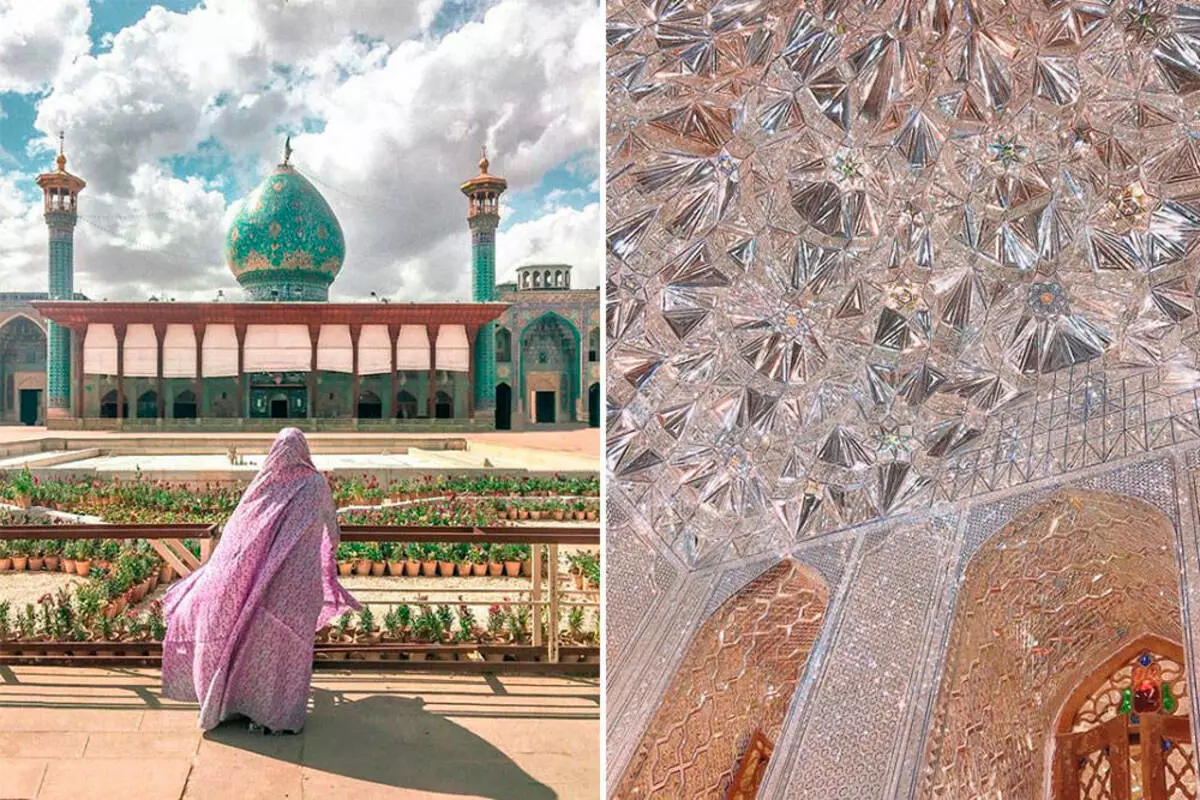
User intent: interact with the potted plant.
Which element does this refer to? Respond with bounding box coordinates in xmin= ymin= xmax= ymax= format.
xmin=420 ymin=544 xmax=438 ymax=577
xmin=487 ymin=546 xmax=504 ymax=577
xmin=403 ymin=543 xmax=422 ymax=577
xmin=453 ymin=542 xmax=472 ymax=577
xmin=500 ymin=545 xmax=521 ymax=578
xmin=61 ymin=541 xmax=75 ymax=574
xmin=364 ymin=543 xmax=385 ymax=577
xmin=586 ymin=503 xmax=598 ymax=521
xmin=357 ymin=606 xmax=379 ymax=645
xmin=469 ymin=544 xmax=488 ymax=577
xmin=42 ymin=540 xmax=59 ymax=573
xmin=552 ymin=502 xmax=565 ymax=521
xmin=28 ymin=542 xmax=43 ymax=573
xmin=382 ymin=605 xmax=402 ymax=642
xmin=74 ymin=540 xmax=93 ymax=577
xmin=434 ymin=544 xmax=455 ymax=578
xmin=10 ymin=540 xmax=28 ymax=572
xmin=335 ymin=543 xmax=354 ymax=577
xmin=352 ymin=543 xmax=371 ymax=577
xmin=385 ymin=543 xmax=404 ymax=577
xmin=10 ymin=468 xmax=33 ymax=510
xmin=0 ymin=542 xmax=11 ymax=572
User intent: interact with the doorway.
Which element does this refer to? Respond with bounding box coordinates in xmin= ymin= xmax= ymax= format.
xmin=18 ymin=389 xmax=39 ymax=426
xmin=357 ymin=391 xmax=382 ymax=419
xmin=270 ymin=398 xmax=289 ymax=419
xmin=588 ymin=383 xmax=599 ymax=428
xmin=495 ymin=383 xmax=512 ymax=430
xmin=1053 ymin=637 xmax=1195 ymax=799
xmin=535 ymin=391 xmax=556 ymax=424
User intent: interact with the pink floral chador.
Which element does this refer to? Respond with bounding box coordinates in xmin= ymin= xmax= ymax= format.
xmin=162 ymin=428 xmax=359 ymax=732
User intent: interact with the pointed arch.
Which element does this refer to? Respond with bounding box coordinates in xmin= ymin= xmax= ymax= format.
xmin=615 ymin=559 xmax=829 ymax=798
xmin=920 ymin=489 xmax=1191 ymax=798
xmin=0 ymin=312 xmax=47 ymax=335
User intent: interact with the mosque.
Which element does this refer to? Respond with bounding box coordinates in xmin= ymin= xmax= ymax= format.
xmin=0 ymin=142 xmax=600 ymax=430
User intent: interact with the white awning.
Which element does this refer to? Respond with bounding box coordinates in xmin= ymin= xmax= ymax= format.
xmin=123 ymin=324 xmax=158 ymax=378
xmin=358 ymin=324 xmax=391 ymax=375
xmin=82 ymin=324 xmax=118 ymax=375
xmin=162 ymin=324 xmax=197 ymax=378
xmin=243 ymin=324 xmax=311 ymax=372
xmin=201 ymin=324 xmax=239 ymax=378
xmin=436 ymin=324 xmax=470 ymax=373
xmin=396 ymin=325 xmax=430 ymax=371
xmin=316 ymin=324 xmax=352 ymax=373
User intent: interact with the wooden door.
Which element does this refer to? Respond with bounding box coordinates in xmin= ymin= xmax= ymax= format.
xmin=1055 ymin=715 xmax=1132 ymax=800
xmin=1139 ymin=713 xmax=1197 ymax=800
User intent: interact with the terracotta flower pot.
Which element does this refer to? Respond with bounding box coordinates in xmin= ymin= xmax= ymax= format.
xmin=471 ymin=563 xmax=488 ymax=577
xmin=586 ymin=511 xmax=597 ymax=521
xmin=159 ymin=565 xmax=175 ymax=583
xmin=28 ymin=557 xmax=43 ymax=572
xmin=403 ymin=560 xmax=420 ymax=577
xmin=0 ymin=558 xmax=10 ymax=571
xmin=456 ymin=562 xmax=472 ymax=577
xmin=518 ymin=509 xmax=529 ymax=520
xmin=75 ymin=560 xmax=91 ymax=577
xmin=44 ymin=556 xmax=59 ymax=572
xmin=508 ymin=509 xmax=518 ymax=520
xmin=63 ymin=559 xmax=75 ymax=573
xmin=387 ymin=561 xmax=404 ymax=577
xmin=503 ymin=561 xmax=521 ymax=578
xmin=553 ymin=510 xmax=564 ymax=521
xmin=337 ymin=563 xmax=353 ymax=577
xmin=421 ymin=560 xmax=438 ymax=577
xmin=520 ymin=560 xmax=531 ymax=577
xmin=438 ymin=561 xmax=455 ymax=577
xmin=12 ymin=557 xmax=27 ymax=571
xmin=354 ymin=559 xmax=372 ymax=576
xmin=530 ymin=510 xmax=542 ymax=521
xmin=370 ymin=562 xmax=385 ymax=577
xmin=488 ymin=561 xmax=503 ymax=577
xmin=574 ymin=574 xmax=584 ymax=590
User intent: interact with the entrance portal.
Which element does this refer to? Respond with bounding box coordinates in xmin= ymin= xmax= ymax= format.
xmin=270 ymin=399 xmax=289 ymax=419
xmin=18 ymin=389 xmax=39 ymax=426
xmin=588 ymin=383 xmax=599 ymax=427
xmin=495 ymin=383 xmax=512 ymax=430
xmin=1053 ymin=636 xmax=1195 ymax=800
xmin=535 ymin=391 xmax=556 ymax=423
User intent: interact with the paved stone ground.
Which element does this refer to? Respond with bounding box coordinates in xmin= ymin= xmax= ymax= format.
xmin=0 ymin=666 xmax=600 ymax=799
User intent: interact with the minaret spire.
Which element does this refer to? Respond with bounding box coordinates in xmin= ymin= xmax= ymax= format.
xmin=460 ymin=148 xmax=508 ymax=423
xmin=282 ymin=135 xmax=293 ymax=167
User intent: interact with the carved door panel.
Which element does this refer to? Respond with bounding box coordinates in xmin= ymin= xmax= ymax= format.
xmin=725 ymin=730 xmax=773 ymax=800
xmin=1139 ymin=714 xmax=1197 ymax=800
xmin=1056 ymin=715 xmax=1132 ymax=800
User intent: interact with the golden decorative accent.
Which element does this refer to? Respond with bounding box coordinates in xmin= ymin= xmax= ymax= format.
xmin=280 ymin=250 xmax=314 ymax=271
xmin=268 ymin=221 xmax=282 ymax=238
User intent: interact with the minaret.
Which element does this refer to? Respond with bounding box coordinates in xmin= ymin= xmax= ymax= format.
xmin=35 ymin=134 xmax=85 ymax=420
xmin=460 ymin=147 xmax=507 ymax=416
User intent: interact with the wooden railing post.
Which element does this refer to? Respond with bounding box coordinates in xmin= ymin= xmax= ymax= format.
xmin=531 ymin=544 xmax=543 ymax=648
xmin=548 ymin=543 xmax=559 ymax=663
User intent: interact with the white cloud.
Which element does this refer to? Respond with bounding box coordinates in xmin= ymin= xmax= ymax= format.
xmin=0 ymin=0 xmax=91 ymax=94
xmin=2 ymin=0 xmax=601 ymax=305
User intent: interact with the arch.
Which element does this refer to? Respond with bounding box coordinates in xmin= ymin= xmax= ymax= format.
xmin=434 ymin=390 xmax=453 ymax=419
xmin=0 ymin=313 xmax=47 ymax=335
xmin=136 ymin=390 xmax=158 ymax=419
xmin=357 ymin=389 xmax=382 ymax=420
xmin=172 ymin=389 xmax=197 ymax=419
xmin=495 ymin=327 xmax=512 ymax=363
xmin=496 ymin=382 xmax=512 ymax=430
xmin=920 ymin=489 xmax=1192 ymax=799
xmin=587 ymin=327 xmax=599 ymax=362
xmin=615 ymin=560 xmax=829 ymax=798
xmin=99 ymin=390 xmax=126 ymax=419
xmin=519 ymin=312 xmax=581 ymax=422
xmin=588 ymin=382 xmax=599 ymax=428
xmin=395 ymin=390 xmax=418 ymax=420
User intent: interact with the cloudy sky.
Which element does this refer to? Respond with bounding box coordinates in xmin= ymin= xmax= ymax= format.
xmin=0 ymin=0 xmax=602 ymax=302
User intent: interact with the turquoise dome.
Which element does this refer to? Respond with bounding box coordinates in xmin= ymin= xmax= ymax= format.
xmin=225 ymin=165 xmax=345 ymax=301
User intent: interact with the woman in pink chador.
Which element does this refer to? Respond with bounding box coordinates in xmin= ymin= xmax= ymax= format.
xmin=162 ymin=427 xmax=359 ymax=733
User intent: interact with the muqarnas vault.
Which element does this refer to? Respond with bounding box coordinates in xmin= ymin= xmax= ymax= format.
xmin=605 ymin=0 xmax=1200 ymax=797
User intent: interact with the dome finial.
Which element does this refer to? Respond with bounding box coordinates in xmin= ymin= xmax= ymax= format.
xmin=479 ymin=144 xmax=489 ymax=174
xmin=56 ymin=131 xmax=66 ymax=172
xmin=282 ymin=135 xmax=293 ymax=167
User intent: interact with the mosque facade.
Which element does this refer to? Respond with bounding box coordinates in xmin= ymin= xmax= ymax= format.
xmin=2 ymin=145 xmax=599 ymax=430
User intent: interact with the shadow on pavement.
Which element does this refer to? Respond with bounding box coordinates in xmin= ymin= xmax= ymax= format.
xmin=205 ymin=688 xmax=557 ymax=799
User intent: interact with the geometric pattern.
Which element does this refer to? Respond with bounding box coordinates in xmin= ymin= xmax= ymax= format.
xmin=921 ymin=489 xmax=1193 ymax=797
xmin=606 ymin=0 xmax=1200 ymax=569
xmin=614 ymin=560 xmax=827 ymax=798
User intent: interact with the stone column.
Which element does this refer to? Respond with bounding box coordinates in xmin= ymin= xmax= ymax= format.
xmin=153 ymin=323 xmax=166 ymax=419
xmin=72 ymin=325 xmax=84 ymax=420
xmin=192 ymin=323 xmax=205 ymax=418
xmin=350 ymin=324 xmax=361 ymax=420
xmin=234 ymin=323 xmax=246 ymax=419
xmin=308 ymin=324 xmax=320 ymax=421
xmin=114 ymin=324 xmax=126 ymax=420
xmin=427 ymin=324 xmax=440 ymax=419
xmin=387 ymin=324 xmax=399 ymax=420
xmin=512 ymin=322 xmax=525 ymax=430
xmin=466 ymin=325 xmax=477 ymax=421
